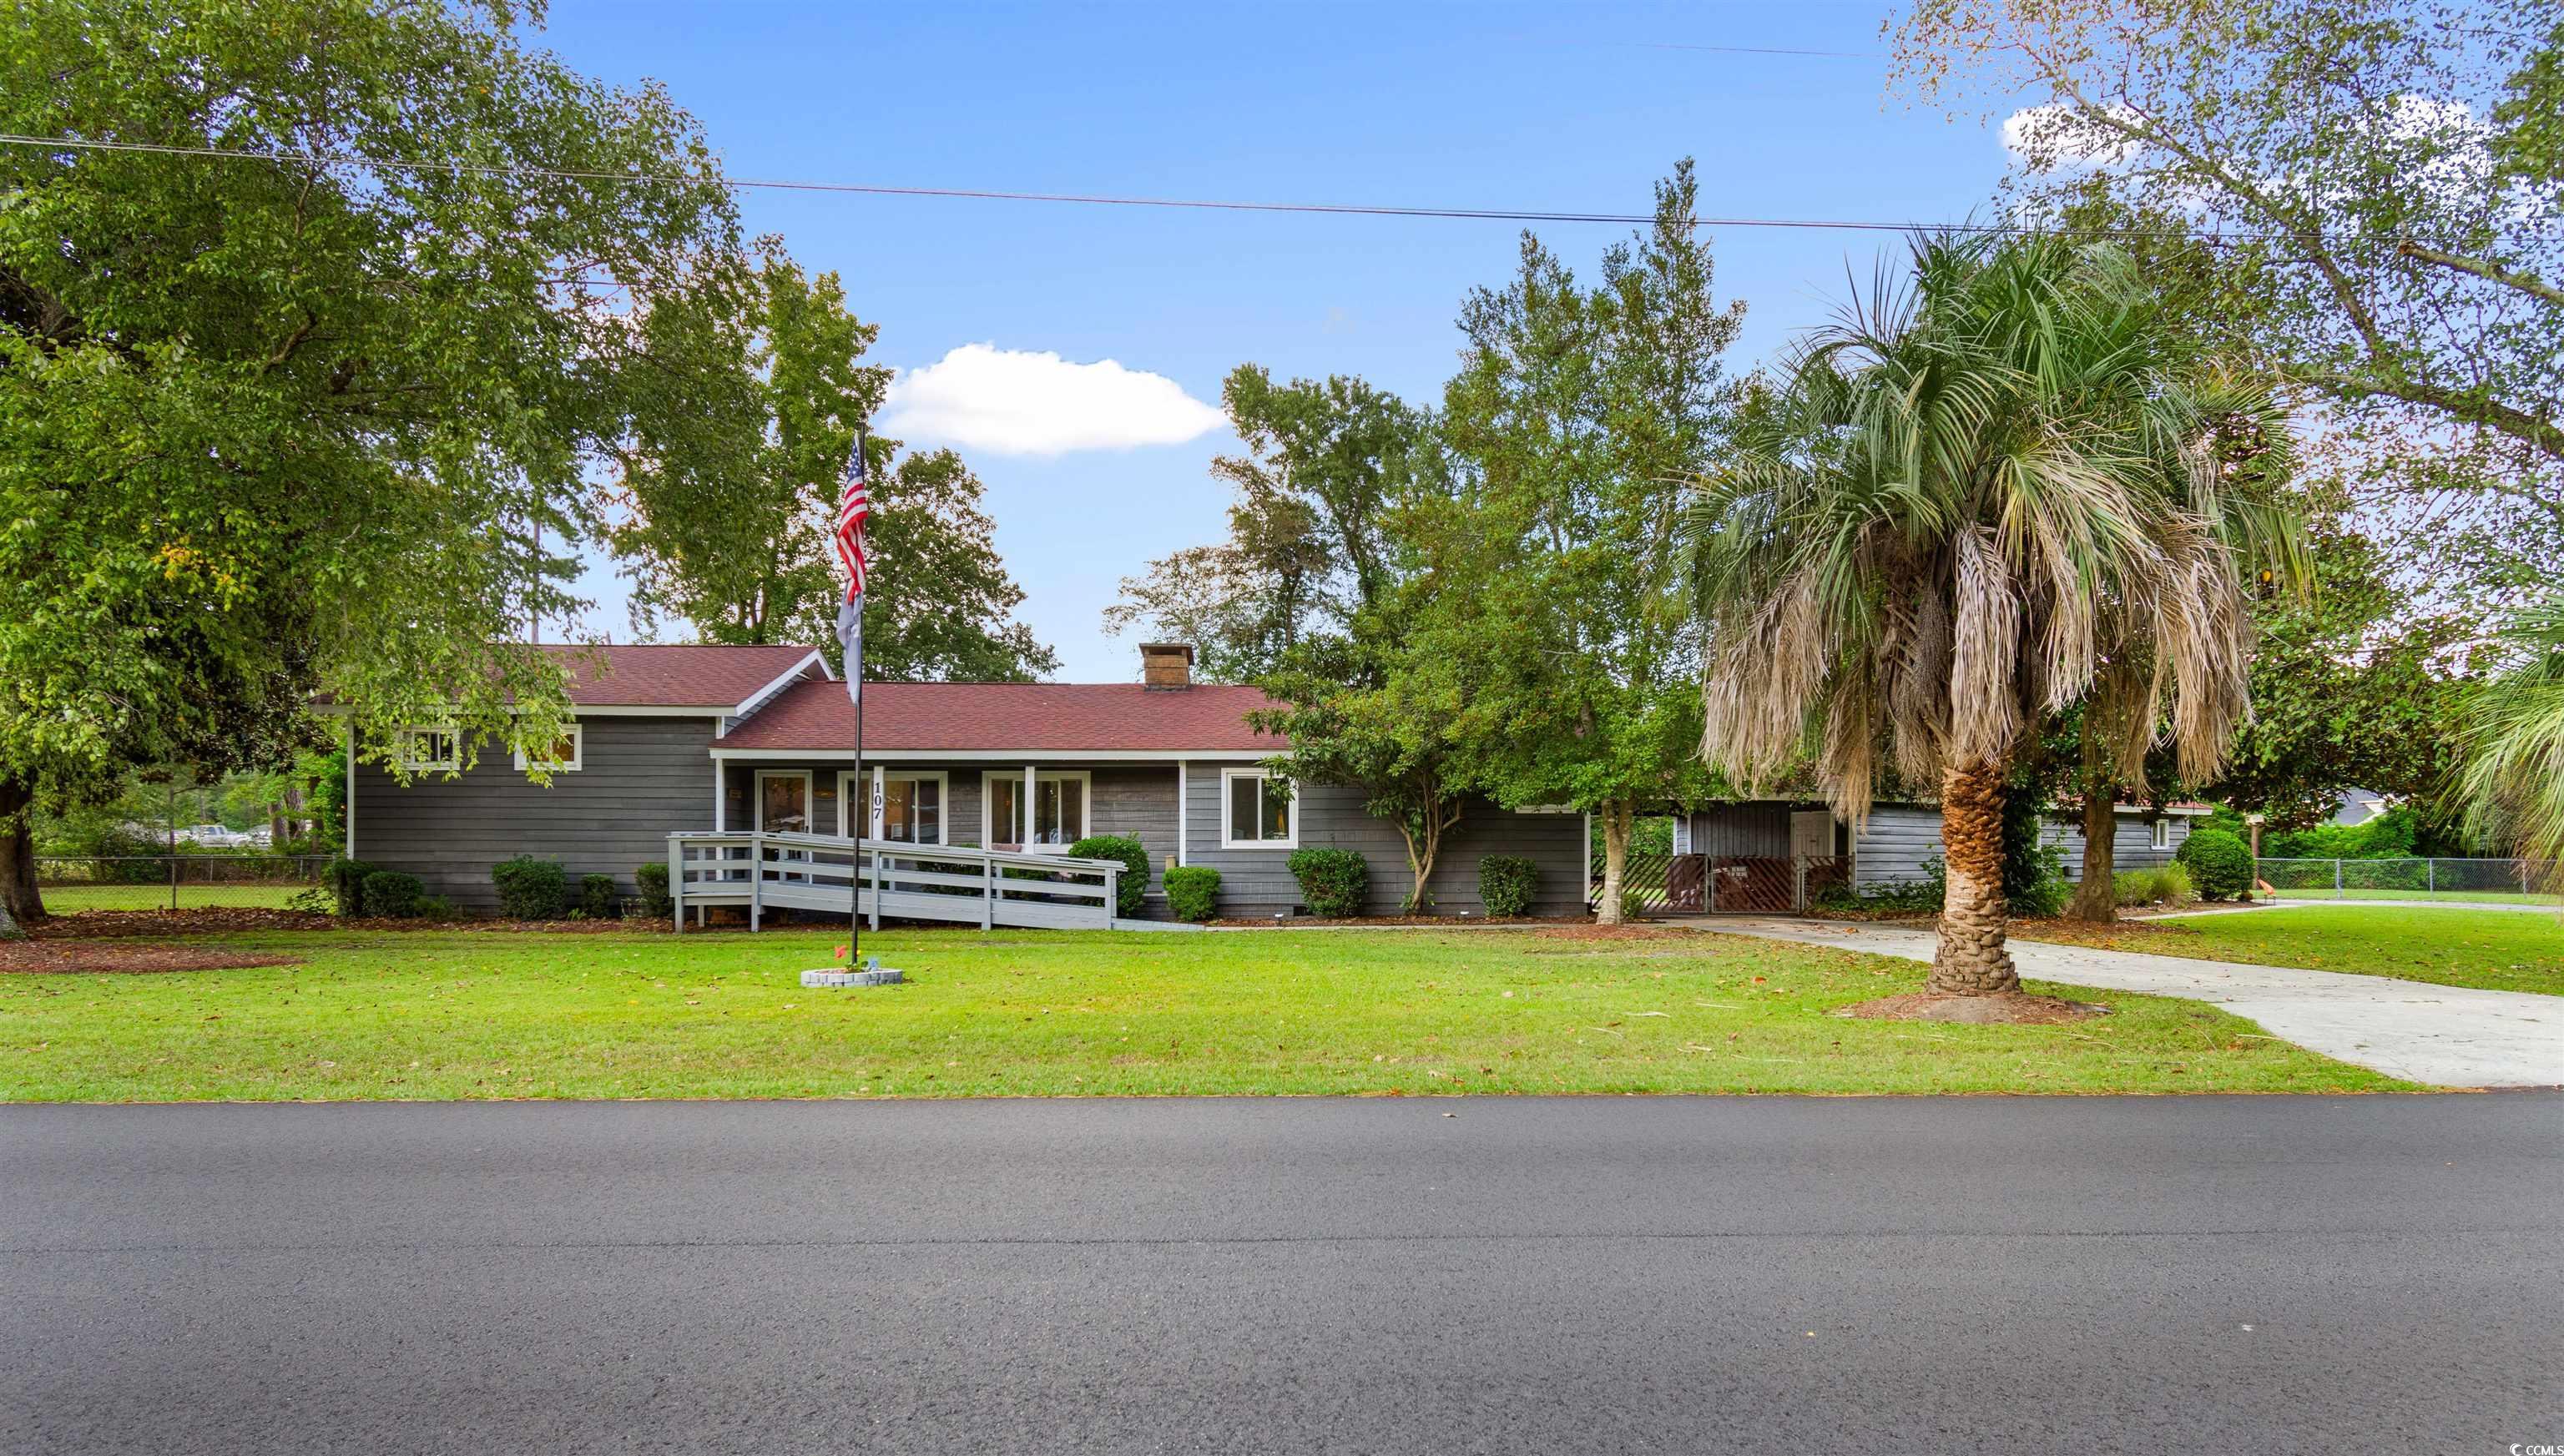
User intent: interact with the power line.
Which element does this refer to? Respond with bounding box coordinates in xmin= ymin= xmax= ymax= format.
xmin=1626 ymin=41 xmax=1876 ymax=58
xmin=0 ymin=131 xmax=2290 ymax=243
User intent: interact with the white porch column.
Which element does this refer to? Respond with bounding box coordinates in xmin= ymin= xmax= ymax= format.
xmin=1176 ymin=761 xmax=1188 ymax=866
xmin=871 ymin=763 xmax=886 ymax=840
xmin=712 ymin=757 xmax=724 ymax=832
xmin=1024 ymin=763 xmax=1037 ymax=849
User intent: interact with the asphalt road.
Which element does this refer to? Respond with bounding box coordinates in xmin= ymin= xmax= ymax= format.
xmin=5 ymin=1096 xmax=2560 ymax=1456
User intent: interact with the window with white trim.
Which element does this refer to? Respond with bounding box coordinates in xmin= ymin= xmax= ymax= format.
xmin=513 ymin=724 xmax=583 ymax=772
xmin=395 ymin=728 xmax=461 ymax=773
xmin=1222 ymin=768 xmax=1296 ymax=849
xmin=843 ymin=770 xmax=947 ymax=844
xmin=986 ymin=771 xmax=1090 ymax=851
xmin=2150 ymin=818 xmax=2172 ymax=851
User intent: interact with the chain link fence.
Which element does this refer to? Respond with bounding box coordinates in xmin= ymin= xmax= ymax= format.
xmin=34 ymin=855 xmax=334 ymax=913
xmin=2254 ymin=857 xmax=2562 ymax=904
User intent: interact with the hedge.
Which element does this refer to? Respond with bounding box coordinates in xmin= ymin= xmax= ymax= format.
xmin=2175 ymin=828 xmax=2254 ymax=902
xmin=1478 ymin=855 xmax=1539 ymax=918
xmin=1286 ymin=847 xmax=1368 ymax=918
xmin=1163 ymin=866 xmax=1221 ymax=922
xmin=579 ymin=872 xmax=620 ymax=919
xmin=1067 ymin=834 xmax=1149 ymax=918
xmin=491 ymin=856 xmax=571 ymax=919
xmin=636 ymin=862 xmax=674 ymax=919
xmin=359 ymin=869 xmax=427 ymax=919
xmin=324 ymin=858 xmax=376 ymax=917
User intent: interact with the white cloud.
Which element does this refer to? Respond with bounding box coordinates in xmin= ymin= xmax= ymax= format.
xmin=880 ymin=343 xmax=1226 ymax=456
xmin=2001 ymin=103 xmax=2145 ymax=168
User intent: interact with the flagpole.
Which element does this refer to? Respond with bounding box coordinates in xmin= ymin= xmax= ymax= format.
xmin=850 ymin=426 xmax=867 ymax=968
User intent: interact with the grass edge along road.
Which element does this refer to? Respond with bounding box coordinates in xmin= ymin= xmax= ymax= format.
xmin=0 ymin=925 xmax=2412 ymax=1101
xmin=2015 ymin=904 xmax=2564 ymax=998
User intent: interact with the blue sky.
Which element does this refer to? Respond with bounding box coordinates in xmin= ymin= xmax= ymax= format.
xmin=539 ymin=0 xmax=2028 ymax=678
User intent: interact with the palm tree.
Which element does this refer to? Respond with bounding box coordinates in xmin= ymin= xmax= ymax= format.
xmin=1685 ymin=234 xmax=2293 ymax=995
xmin=2457 ymin=595 xmax=2564 ymax=885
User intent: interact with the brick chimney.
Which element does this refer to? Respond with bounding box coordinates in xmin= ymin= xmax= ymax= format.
xmin=1139 ymin=642 xmax=1194 ymax=691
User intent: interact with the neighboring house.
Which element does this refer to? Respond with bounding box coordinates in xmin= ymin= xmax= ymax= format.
xmin=2330 ymin=787 xmax=2390 ymax=827
xmin=346 ymin=642 xmax=1587 ymax=918
xmin=1667 ymin=798 xmax=2199 ymax=909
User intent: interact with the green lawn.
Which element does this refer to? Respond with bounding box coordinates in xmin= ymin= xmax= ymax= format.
xmin=0 ymin=926 xmax=2408 ymax=1100
xmin=2260 ymin=886 xmax=2561 ymax=906
xmin=39 ymin=884 xmax=310 ymax=914
xmin=2021 ymin=905 xmax=2564 ymax=996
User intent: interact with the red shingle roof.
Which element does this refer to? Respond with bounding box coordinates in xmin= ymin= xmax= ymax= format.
xmin=542 ymin=644 xmax=822 ymax=708
xmin=719 ymin=678 xmax=1285 ymax=753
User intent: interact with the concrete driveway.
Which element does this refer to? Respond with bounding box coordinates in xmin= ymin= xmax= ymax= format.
xmin=1703 ymin=917 xmax=2564 ymax=1088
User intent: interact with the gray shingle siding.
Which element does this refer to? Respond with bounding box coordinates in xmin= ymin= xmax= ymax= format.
xmin=1846 ymin=804 xmax=2191 ymax=889
xmin=1179 ymin=761 xmax=1585 ymax=917
xmin=353 ymin=714 xmax=721 ymax=911
xmin=361 ymin=736 xmax=1585 ymax=922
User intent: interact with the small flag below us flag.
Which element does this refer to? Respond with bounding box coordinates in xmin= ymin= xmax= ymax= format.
xmin=833 ymin=431 xmax=871 ymax=710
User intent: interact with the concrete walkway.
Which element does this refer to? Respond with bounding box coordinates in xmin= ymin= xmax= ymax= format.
xmin=1700 ymin=917 xmax=2564 ymax=1089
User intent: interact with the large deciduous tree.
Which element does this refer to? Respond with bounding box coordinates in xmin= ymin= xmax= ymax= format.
xmin=0 ymin=0 xmax=742 ymax=920
xmin=607 ymin=249 xmax=1057 ymax=681
xmin=1107 ymin=366 xmax=1424 ymax=683
xmin=1426 ymin=160 xmax=1741 ymax=924
xmin=1890 ymin=0 xmax=2564 ymax=602
xmin=1688 ymin=234 xmax=2286 ymax=993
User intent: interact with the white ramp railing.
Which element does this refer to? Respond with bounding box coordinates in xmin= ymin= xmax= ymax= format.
xmin=667 ymin=830 xmax=1123 ymax=932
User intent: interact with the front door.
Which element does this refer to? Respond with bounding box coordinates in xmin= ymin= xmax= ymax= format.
xmin=757 ymin=772 xmax=811 ymax=833
xmin=1789 ymin=810 xmax=1835 ymax=909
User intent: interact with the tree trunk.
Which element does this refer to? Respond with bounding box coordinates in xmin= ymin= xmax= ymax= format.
xmin=2067 ymin=785 xmax=2118 ymax=923
xmin=1927 ymin=761 xmax=2020 ymax=995
xmin=0 ymin=775 xmax=42 ymax=931
xmin=1595 ymin=800 xmax=1633 ymax=926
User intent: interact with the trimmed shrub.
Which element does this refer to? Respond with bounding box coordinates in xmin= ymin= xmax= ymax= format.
xmin=416 ymin=894 xmax=460 ymax=921
xmin=490 ymin=856 xmax=571 ymax=919
xmin=2176 ymin=828 xmax=2254 ymax=901
xmin=324 ymin=857 xmax=376 ymax=917
xmin=1067 ymin=834 xmax=1150 ymax=918
xmin=1286 ymin=847 xmax=1369 ymax=919
xmin=579 ymin=873 xmax=620 ymax=919
xmin=1479 ymin=855 xmax=1539 ymax=918
xmin=1163 ymin=866 xmax=1222 ymax=923
xmin=359 ymin=869 xmax=427 ymax=919
xmin=636 ymin=862 xmax=674 ymax=919
xmin=2113 ymin=863 xmax=2198 ymax=908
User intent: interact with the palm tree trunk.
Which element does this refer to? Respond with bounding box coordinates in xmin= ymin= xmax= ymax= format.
xmin=1928 ymin=760 xmax=2020 ymax=995
xmin=2067 ymin=786 xmax=2118 ymax=923
xmin=1595 ymin=800 xmax=1632 ymax=926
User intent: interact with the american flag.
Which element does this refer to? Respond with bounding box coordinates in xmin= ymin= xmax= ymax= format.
xmin=833 ymin=435 xmax=872 ymax=602
xmin=834 ymin=432 xmax=871 ymax=710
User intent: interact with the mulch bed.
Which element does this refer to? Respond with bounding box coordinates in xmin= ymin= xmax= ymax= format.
xmin=1835 ymin=990 xmax=2112 ymax=1025
xmin=1209 ymin=914 xmax=1569 ymax=929
xmin=0 ymin=940 xmax=303 ymax=975
xmin=28 ymin=909 xmax=669 ymax=940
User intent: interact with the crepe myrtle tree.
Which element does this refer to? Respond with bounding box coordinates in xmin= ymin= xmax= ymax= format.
xmin=0 ymin=0 xmax=744 ymax=918
xmin=1687 ymin=234 xmax=2280 ymax=993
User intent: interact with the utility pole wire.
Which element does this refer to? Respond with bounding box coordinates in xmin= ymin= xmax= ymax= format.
xmin=0 ymin=131 xmax=2374 ymax=245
